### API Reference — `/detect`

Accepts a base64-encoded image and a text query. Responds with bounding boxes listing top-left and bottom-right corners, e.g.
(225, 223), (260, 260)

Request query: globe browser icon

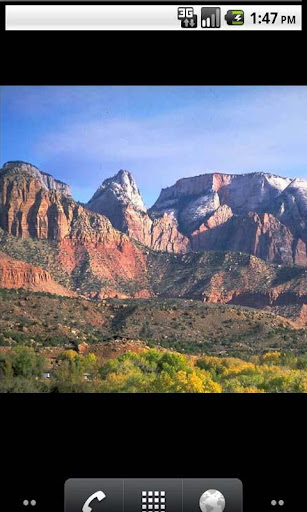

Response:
(199, 489), (226, 512)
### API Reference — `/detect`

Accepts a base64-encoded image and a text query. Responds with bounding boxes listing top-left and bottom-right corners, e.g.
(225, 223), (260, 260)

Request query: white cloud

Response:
(6, 86), (307, 205)
(36, 86), (307, 168)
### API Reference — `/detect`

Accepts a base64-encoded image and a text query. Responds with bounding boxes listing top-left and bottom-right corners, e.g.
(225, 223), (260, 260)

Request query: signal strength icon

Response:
(201, 7), (221, 28)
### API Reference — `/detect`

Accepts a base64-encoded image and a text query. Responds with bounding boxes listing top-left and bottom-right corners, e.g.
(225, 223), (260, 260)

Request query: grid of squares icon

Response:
(142, 491), (166, 511)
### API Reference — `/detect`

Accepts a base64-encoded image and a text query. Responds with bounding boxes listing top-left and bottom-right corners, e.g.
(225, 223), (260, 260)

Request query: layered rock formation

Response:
(149, 171), (307, 265)
(87, 170), (189, 253)
(0, 162), (150, 297)
(271, 178), (307, 244)
(0, 174), (69, 240)
(0, 251), (74, 296)
(150, 172), (291, 232)
(0, 161), (74, 240)
(190, 211), (298, 265)
(1, 160), (307, 314)
(87, 169), (307, 264)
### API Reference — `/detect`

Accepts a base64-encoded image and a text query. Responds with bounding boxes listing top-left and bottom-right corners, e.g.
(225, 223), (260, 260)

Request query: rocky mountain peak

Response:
(88, 169), (147, 213)
(2, 160), (72, 197)
(4, 160), (39, 172)
(86, 170), (189, 252)
(3, 160), (45, 184)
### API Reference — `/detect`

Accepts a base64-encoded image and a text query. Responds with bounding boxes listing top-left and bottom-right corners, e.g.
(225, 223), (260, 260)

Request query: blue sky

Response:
(1, 86), (307, 207)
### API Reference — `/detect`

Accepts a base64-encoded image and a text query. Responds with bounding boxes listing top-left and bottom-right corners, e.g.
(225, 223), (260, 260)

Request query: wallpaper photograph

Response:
(0, 85), (307, 393)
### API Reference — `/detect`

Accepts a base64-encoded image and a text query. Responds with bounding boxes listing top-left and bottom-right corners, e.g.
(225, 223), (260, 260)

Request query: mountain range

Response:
(87, 168), (307, 265)
(0, 160), (307, 325)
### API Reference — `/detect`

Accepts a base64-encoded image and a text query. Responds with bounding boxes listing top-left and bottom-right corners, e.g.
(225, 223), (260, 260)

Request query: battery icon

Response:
(225, 10), (244, 25)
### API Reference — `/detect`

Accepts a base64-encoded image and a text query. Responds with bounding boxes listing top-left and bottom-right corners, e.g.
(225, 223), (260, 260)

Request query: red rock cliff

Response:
(0, 251), (74, 296)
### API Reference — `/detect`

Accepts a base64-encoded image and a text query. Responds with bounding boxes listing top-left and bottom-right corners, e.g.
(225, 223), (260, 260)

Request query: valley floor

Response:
(1, 289), (307, 393)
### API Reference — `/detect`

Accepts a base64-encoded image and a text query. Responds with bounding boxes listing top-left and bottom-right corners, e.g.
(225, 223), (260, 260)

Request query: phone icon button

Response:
(65, 479), (123, 512)
(83, 491), (106, 512)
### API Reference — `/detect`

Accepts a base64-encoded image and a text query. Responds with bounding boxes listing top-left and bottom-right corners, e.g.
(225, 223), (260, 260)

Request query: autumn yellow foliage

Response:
(1, 346), (307, 393)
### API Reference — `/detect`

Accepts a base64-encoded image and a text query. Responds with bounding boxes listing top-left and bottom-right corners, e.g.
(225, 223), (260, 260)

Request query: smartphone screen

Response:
(0, 1), (305, 511)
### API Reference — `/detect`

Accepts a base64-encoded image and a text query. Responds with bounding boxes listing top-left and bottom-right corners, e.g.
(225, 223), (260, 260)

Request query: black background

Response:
(0, 3), (306, 511)
(1, 394), (304, 510)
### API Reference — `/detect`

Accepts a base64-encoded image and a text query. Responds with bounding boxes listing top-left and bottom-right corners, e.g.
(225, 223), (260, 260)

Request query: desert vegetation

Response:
(0, 290), (306, 353)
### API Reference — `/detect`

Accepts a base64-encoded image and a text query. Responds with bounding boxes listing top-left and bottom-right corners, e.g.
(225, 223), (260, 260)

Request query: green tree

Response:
(10, 346), (46, 378)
